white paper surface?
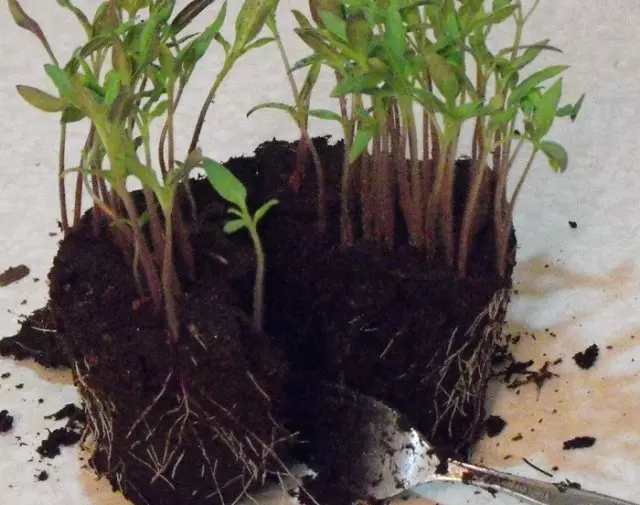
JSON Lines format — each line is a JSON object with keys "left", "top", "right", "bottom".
{"left": 1, "top": 1, "right": 640, "bottom": 504}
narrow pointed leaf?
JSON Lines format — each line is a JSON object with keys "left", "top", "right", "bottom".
{"left": 349, "top": 128, "right": 375, "bottom": 163}
{"left": 253, "top": 198, "right": 278, "bottom": 225}
{"left": 44, "top": 64, "right": 77, "bottom": 106}
{"left": 246, "top": 102, "right": 296, "bottom": 118}
{"left": 309, "top": 108, "right": 343, "bottom": 122}
{"left": 61, "top": 105, "right": 85, "bottom": 123}
{"left": 223, "top": 219, "right": 246, "bottom": 234}
{"left": 8, "top": 0, "right": 57, "bottom": 63}
{"left": 532, "top": 78, "right": 562, "bottom": 138}
{"left": 170, "top": 0, "right": 214, "bottom": 36}
{"left": 16, "top": 85, "right": 66, "bottom": 112}
{"left": 232, "top": 0, "right": 280, "bottom": 53}
{"left": 319, "top": 10, "right": 347, "bottom": 42}
{"left": 508, "top": 65, "right": 568, "bottom": 106}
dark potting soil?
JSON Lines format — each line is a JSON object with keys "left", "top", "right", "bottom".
{"left": 0, "top": 305, "right": 68, "bottom": 368}
{"left": 573, "top": 344, "right": 599, "bottom": 369}
{"left": 0, "top": 409, "right": 14, "bottom": 433}
{"left": 485, "top": 415, "right": 507, "bottom": 437}
{"left": 37, "top": 426, "right": 82, "bottom": 458}
{"left": 8, "top": 136, "right": 514, "bottom": 505}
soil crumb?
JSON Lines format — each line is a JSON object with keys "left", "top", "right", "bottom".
{"left": 0, "top": 305, "right": 68, "bottom": 368}
{"left": 0, "top": 265, "right": 30, "bottom": 287}
{"left": 485, "top": 415, "right": 507, "bottom": 437}
{"left": 573, "top": 344, "right": 599, "bottom": 369}
{"left": 35, "top": 470, "right": 49, "bottom": 481}
{"left": 37, "top": 427, "right": 82, "bottom": 458}
{"left": 568, "top": 221, "right": 578, "bottom": 229}
{"left": 0, "top": 409, "right": 14, "bottom": 433}
{"left": 563, "top": 436, "right": 596, "bottom": 450}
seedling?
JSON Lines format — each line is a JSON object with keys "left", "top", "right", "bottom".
{"left": 202, "top": 158, "right": 278, "bottom": 332}
{"left": 9, "top": 0, "right": 280, "bottom": 339}
{"left": 289, "top": 0, "right": 584, "bottom": 277}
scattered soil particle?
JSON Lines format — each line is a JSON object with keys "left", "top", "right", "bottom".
{"left": 485, "top": 415, "right": 507, "bottom": 437}
{"left": 0, "top": 409, "right": 15, "bottom": 433}
{"left": 1, "top": 372, "right": 10, "bottom": 379}
{"left": 0, "top": 305, "right": 68, "bottom": 368}
{"left": 563, "top": 436, "right": 596, "bottom": 450}
{"left": 44, "top": 403, "right": 85, "bottom": 423}
{"left": 512, "top": 433, "right": 523, "bottom": 442}
{"left": 505, "top": 360, "right": 558, "bottom": 391}
{"left": 573, "top": 344, "right": 599, "bottom": 369}
{"left": 552, "top": 465, "right": 559, "bottom": 471}
{"left": 15, "top": 383, "right": 23, "bottom": 389}
{"left": 36, "top": 427, "right": 82, "bottom": 458}
{"left": 568, "top": 221, "right": 578, "bottom": 229}
{"left": 0, "top": 264, "right": 30, "bottom": 286}
{"left": 35, "top": 470, "right": 49, "bottom": 481}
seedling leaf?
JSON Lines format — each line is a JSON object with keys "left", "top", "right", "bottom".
{"left": 254, "top": 198, "right": 278, "bottom": 225}
{"left": 508, "top": 65, "right": 568, "bottom": 107}
{"left": 223, "top": 219, "right": 246, "bottom": 234}
{"left": 246, "top": 102, "right": 296, "bottom": 119}
{"left": 532, "top": 78, "right": 562, "bottom": 138}
{"left": 202, "top": 157, "right": 247, "bottom": 207}
{"left": 169, "top": 0, "right": 214, "bottom": 36}
{"left": 309, "top": 108, "right": 343, "bottom": 122}
{"left": 349, "top": 128, "right": 375, "bottom": 163}
{"left": 16, "top": 85, "right": 66, "bottom": 112}
{"left": 539, "top": 140, "right": 568, "bottom": 173}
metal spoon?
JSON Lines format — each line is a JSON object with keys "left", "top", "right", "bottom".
{"left": 301, "top": 383, "right": 638, "bottom": 505}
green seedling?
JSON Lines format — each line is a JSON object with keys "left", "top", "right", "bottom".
{"left": 293, "top": 0, "right": 584, "bottom": 277}
{"left": 202, "top": 158, "right": 278, "bottom": 332}
{"left": 10, "top": 0, "right": 281, "bottom": 341}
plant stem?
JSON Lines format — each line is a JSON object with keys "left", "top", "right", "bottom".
{"left": 162, "top": 204, "right": 180, "bottom": 342}
{"left": 248, "top": 224, "right": 266, "bottom": 332}
{"left": 189, "top": 57, "right": 236, "bottom": 153}
{"left": 58, "top": 125, "right": 69, "bottom": 234}
{"left": 496, "top": 146, "right": 538, "bottom": 276}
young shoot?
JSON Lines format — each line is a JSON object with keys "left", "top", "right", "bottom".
{"left": 202, "top": 158, "right": 278, "bottom": 332}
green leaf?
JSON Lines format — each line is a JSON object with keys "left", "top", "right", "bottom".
{"left": 508, "top": 65, "right": 569, "bottom": 107}
{"left": 290, "top": 53, "right": 322, "bottom": 72}
{"left": 345, "top": 13, "right": 369, "bottom": 53}
{"left": 246, "top": 102, "right": 296, "bottom": 119}
{"left": 299, "top": 59, "right": 322, "bottom": 109}
{"left": 223, "top": 219, "right": 246, "bottom": 234}
{"left": 309, "top": 0, "right": 341, "bottom": 27}
{"left": 349, "top": 128, "right": 375, "bottom": 163}
{"left": 291, "top": 9, "right": 314, "bottom": 30}
{"left": 214, "top": 32, "right": 231, "bottom": 55}
{"left": 473, "top": 4, "right": 517, "bottom": 28}
{"left": 384, "top": 8, "right": 407, "bottom": 62}
{"left": 103, "top": 70, "right": 123, "bottom": 108}
{"left": 56, "top": 0, "right": 92, "bottom": 35}
{"left": 111, "top": 37, "right": 132, "bottom": 87}
{"left": 492, "top": 0, "right": 511, "bottom": 9}
{"left": 330, "top": 73, "right": 384, "bottom": 97}
{"left": 450, "top": 100, "right": 483, "bottom": 119}
{"left": 567, "top": 93, "right": 585, "bottom": 121}
{"left": 16, "top": 85, "right": 66, "bottom": 112}
{"left": 194, "top": 2, "right": 227, "bottom": 57}
{"left": 202, "top": 157, "right": 247, "bottom": 207}
{"left": 253, "top": 198, "right": 278, "bottom": 225}
{"left": 532, "top": 78, "right": 562, "bottom": 138}
{"left": 149, "top": 100, "right": 169, "bottom": 119}
{"left": 237, "top": 36, "right": 275, "bottom": 57}
{"left": 93, "top": 1, "right": 120, "bottom": 35}
{"left": 44, "top": 64, "right": 77, "bottom": 106}
{"left": 424, "top": 52, "right": 459, "bottom": 102}
{"left": 155, "top": 0, "right": 176, "bottom": 25}
{"left": 8, "top": 0, "right": 57, "bottom": 63}
{"left": 169, "top": 0, "right": 214, "bottom": 36}
{"left": 309, "top": 108, "right": 343, "bottom": 122}
{"left": 61, "top": 105, "right": 85, "bottom": 123}
{"left": 232, "top": 0, "right": 279, "bottom": 53}
{"left": 539, "top": 140, "right": 568, "bottom": 173}
{"left": 319, "top": 10, "right": 347, "bottom": 42}
{"left": 295, "top": 28, "right": 343, "bottom": 69}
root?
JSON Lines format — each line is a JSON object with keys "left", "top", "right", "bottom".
{"left": 74, "top": 359, "right": 117, "bottom": 467}
{"left": 428, "top": 287, "right": 511, "bottom": 443}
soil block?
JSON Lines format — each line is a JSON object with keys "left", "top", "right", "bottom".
{"left": 9, "top": 137, "right": 515, "bottom": 505}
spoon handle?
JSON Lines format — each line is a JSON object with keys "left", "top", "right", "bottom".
{"left": 438, "top": 460, "right": 638, "bottom": 505}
